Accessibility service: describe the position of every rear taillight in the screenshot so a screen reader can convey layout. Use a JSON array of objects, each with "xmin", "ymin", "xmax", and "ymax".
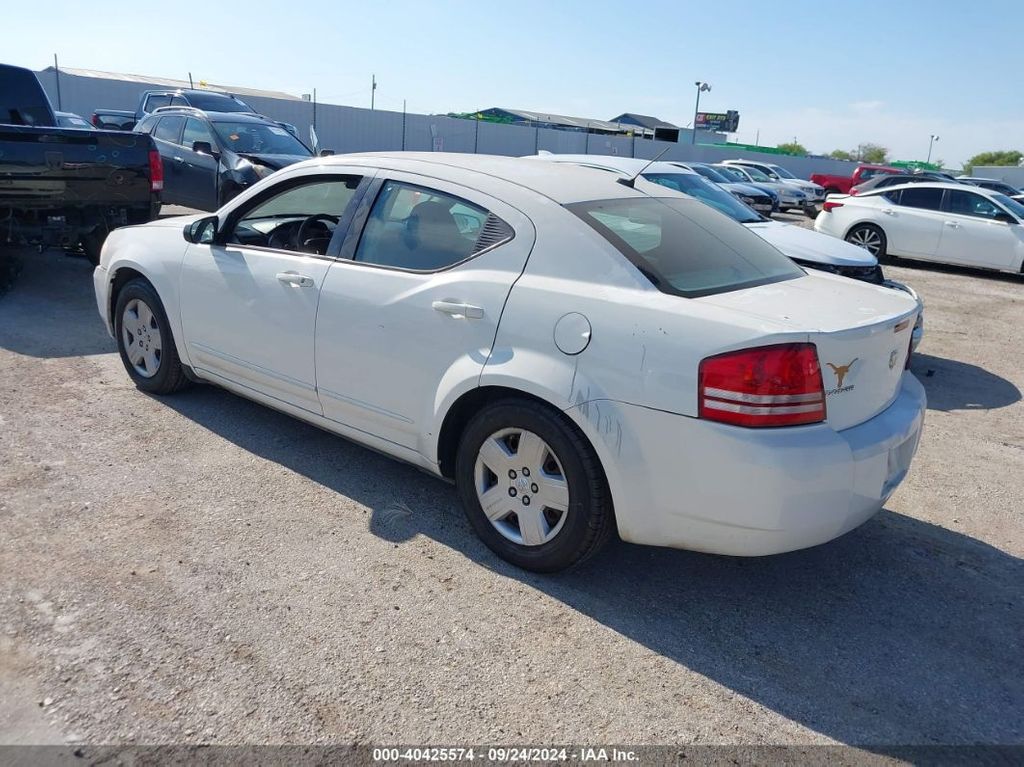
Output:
[
  {"xmin": 823, "ymin": 200, "xmax": 845, "ymax": 211},
  {"xmin": 148, "ymin": 149, "xmax": 164, "ymax": 192},
  {"xmin": 699, "ymin": 343, "xmax": 826, "ymax": 428}
]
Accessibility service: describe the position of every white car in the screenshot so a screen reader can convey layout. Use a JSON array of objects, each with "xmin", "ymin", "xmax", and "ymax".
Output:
[
  {"xmin": 815, "ymin": 182, "xmax": 1024, "ymax": 272},
  {"xmin": 529, "ymin": 154, "xmax": 924, "ymax": 350},
  {"xmin": 93, "ymin": 152, "xmax": 925, "ymax": 572},
  {"xmin": 716, "ymin": 163, "xmax": 810, "ymax": 213},
  {"xmin": 723, "ymin": 159, "xmax": 826, "ymax": 207}
]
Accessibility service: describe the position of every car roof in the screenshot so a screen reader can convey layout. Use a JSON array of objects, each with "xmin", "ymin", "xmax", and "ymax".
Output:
[
  {"xmin": 527, "ymin": 153, "xmax": 700, "ymax": 177},
  {"xmin": 317, "ymin": 152, "xmax": 654, "ymax": 205},
  {"xmin": 861, "ymin": 181, "xmax": 1004, "ymax": 196}
]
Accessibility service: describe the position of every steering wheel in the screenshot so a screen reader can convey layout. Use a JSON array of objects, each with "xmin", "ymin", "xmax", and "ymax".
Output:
[{"xmin": 295, "ymin": 214, "xmax": 339, "ymax": 254}]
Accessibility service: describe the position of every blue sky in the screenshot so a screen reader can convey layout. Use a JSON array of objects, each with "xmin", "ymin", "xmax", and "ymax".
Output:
[{"xmin": 5, "ymin": 0, "xmax": 1020, "ymax": 166}]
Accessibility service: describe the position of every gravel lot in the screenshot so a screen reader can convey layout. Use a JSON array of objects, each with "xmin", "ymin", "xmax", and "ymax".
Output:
[{"xmin": 1, "ymin": 212, "xmax": 1022, "ymax": 750}]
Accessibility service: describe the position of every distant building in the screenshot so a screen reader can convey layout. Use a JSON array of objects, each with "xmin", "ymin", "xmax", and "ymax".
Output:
[
  {"xmin": 474, "ymin": 107, "xmax": 670, "ymax": 139},
  {"xmin": 608, "ymin": 113, "xmax": 680, "ymax": 142}
]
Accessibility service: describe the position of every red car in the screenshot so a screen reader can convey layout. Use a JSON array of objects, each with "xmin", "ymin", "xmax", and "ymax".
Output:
[{"xmin": 810, "ymin": 164, "xmax": 902, "ymax": 195}]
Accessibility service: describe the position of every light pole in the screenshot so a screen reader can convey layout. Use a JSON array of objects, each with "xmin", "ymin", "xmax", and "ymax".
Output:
[
  {"xmin": 927, "ymin": 134, "xmax": 939, "ymax": 164},
  {"xmin": 691, "ymin": 81, "xmax": 711, "ymax": 145}
]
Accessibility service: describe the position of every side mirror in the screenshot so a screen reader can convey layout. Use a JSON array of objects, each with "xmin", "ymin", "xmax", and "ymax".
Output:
[
  {"xmin": 192, "ymin": 140, "xmax": 219, "ymax": 158},
  {"xmin": 319, "ymin": 148, "xmax": 335, "ymax": 157},
  {"xmin": 183, "ymin": 215, "xmax": 218, "ymax": 244}
]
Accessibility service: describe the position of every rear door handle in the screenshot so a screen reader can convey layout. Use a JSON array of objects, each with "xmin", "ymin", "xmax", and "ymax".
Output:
[
  {"xmin": 276, "ymin": 271, "xmax": 315, "ymax": 288},
  {"xmin": 882, "ymin": 208, "xmax": 896, "ymax": 216},
  {"xmin": 944, "ymin": 221, "xmax": 961, "ymax": 228},
  {"xmin": 173, "ymin": 156, "xmax": 184, "ymax": 163},
  {"xmin": 432, "ymin": 300, "xmax": 484, "ymax": 319}
]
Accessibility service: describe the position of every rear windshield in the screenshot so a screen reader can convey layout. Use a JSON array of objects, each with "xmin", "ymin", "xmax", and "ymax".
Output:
[{"xmin": 569, "ymin": 197, "xmax": 803, "ymax": 298}]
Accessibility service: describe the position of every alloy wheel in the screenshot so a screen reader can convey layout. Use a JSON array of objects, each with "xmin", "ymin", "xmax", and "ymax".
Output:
[{"xmin": 848, "ymin": 227, "xmax": 883, "ymax": 256}]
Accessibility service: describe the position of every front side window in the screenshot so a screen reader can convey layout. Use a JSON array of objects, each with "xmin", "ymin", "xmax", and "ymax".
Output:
[
  {"xmin": 354, "ymin": 181, "xmax": 512, "ymax": 271},
  {"xmin": 226, "ymin": 177, "xmax": 361, "ymax": 255},
  {"xmin": 182, "ymin": 118, "xmax": 216, "ymax": 150},
  {"xmin": 570, "ymin": 197, "xmax": 803, "ymax": 298},
  {"xmin": 948, "ymin": 191, "xmax": 1003, "ymax": 220},
  {"xmin": 897, "ymin": 187, "xmax": 943, "ymax": 211},
  {"xmin": 152, "ymin": 115, "xmax": 185, "ymax": 144}
]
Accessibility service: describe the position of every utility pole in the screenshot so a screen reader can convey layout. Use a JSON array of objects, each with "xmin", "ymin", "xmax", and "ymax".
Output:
[
  {"xmin": 691, "ymin": 81, "xmax": 711, "ymax": 145},
  {"xmin": 927, "ymin": 134, "xmax": 940, "ymax": 164},
  {"xmin": 188, "ymin": 72, "xmax": 194, "ymax": 89},
  {"xmin": 371, "ymin": 74, "xmax": 376, "ymax": 110}
]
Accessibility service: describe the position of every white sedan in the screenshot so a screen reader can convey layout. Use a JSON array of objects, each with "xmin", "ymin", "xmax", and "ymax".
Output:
[
  {"xmin": 816, "ymin": 182, "xmax": 1024, "ymax": 272},
  {"xmin": 94, "ymin": 153, "xmax": 925, "ymax": 572}
]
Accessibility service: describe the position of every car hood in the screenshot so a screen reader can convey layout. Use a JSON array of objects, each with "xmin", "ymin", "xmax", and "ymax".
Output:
[
  {"xmin": 237, "ymin": 153, "xmax": 311, "ymax": 170},
  {"xmin": 745, "ymin": 220, "xmax": 877, "ymax": 266},
  {"xmin": 780, "ymin": 179, "xmax": 820, "ymax": 191},
  {"xmin": 721, "ymin": 182, "xmax": 768, "ymax": 197}
]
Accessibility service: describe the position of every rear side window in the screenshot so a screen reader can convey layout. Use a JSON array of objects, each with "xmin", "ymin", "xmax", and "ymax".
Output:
[
  {"xmin": 144, "ymin": 94, "xmax": 173, "ymax": 113},
  {"xmin": 896, "ymin": 187, "xmax": 943, "ymax": 211},
  {"xmin": 153, "ymin": 115, "xmax": 185, "ymax": 144},
  {"xmin": 570, "ymin": 197, "xmax": 803, "ymax": 298},
  {"xmin": 354, "ymin": 181, "xmax": 513, "ymax": 271}
]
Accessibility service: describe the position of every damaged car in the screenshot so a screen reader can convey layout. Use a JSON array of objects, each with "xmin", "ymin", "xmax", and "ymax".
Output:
[{"xmin": 136, "ymin": 108, "xmax": 312, "ymax": 210}]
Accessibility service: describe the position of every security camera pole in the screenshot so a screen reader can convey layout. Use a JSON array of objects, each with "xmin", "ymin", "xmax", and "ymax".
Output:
[{"xmin": 692, "ymin": 81, "xmax": 711, "ymax": 145}]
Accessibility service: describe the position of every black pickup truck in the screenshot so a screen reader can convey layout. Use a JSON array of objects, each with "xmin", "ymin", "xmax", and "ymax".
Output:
[{"xmin": 1, "ymin": 63, "xmax": 161, "ymax": 263}]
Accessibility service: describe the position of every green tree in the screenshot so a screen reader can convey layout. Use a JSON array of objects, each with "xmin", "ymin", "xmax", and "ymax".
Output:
[
  {"xmin": 963, "ymin": 150, "xmax": 1022, "ymax": 175},
  {"xmin": 829, "ymin": 149, "xmax": 855, "ymax": 161},
  {"xmin": 857, "ymin": 143, "xmax": 889, "ymax": 164},
  {"xmin": 777, "ymin": 141, "xmax": 807, "ymax": 156}
]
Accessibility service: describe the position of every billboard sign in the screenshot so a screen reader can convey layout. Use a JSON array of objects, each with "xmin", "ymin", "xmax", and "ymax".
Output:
[{"xmin": 696, "ymin": 110, "xmax": 740, "ymax": 132}]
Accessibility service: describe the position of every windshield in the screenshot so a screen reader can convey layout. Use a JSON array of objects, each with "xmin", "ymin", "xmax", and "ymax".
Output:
[
  {"xmin": 715, "ymin": 166, "xmax": 748, "ymax": 182},
  {"xmin": 689, "ymin": 164, "xmax": 730, "ymax": 183},
  {"xmin": 188, "ymin": 93, "xmax": 253, "ymax": 113},
  {"xmin": 741, "ymin": 166, "xmax": 772, "ymax": 182},
  {"xmin": 569, "ymin": 197, "xmax": 802, "ymax": 298},
  {"xmin": 643, "ymin": 173, "xmax": 763, "ymax": 224},
  {"xmin": 212, "ymin": 121, "xmax": 312, "ymax": 156},
  {"xmin": 769, "ymin": 165, "xmax": 797, "ymax": 179},
  {"xmin": 992, "ymin": 194, "xmax": 1024, "ymax": 220}
]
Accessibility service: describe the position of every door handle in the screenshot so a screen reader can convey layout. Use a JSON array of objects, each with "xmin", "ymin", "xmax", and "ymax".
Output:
[
  {"xmin": 173, "ymin": 156, "xmax": 184, "ymax": 163},
  {"xmin": 276, "ymin": 271, "xmax": 315, "ymax": 288},
  {"xmin": 432, "ymin": 300, "xmax": 484, "ymax": 319},
  {"xmin": 944, "ymin": 221, "xmax": 961, "ymax": 229},
  {"xmin": 882, "ymin": 208, "xmax": 896, "ymax": 216}
]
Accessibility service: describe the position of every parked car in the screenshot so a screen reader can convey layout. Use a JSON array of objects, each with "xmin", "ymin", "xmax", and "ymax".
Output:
[
  {"xmin": 94, "ymin": 152, "xmax": 925, "ymax": 572},
  {"xmin": 715, "ymin": 164, "xmax": 809, "ymax": 213},
  {"xmin": 811, "ymin": 164, "xmax": 901, "ymax": 195},
  {"xmin": 722, "ymin": 159, "xmax": 825, "ymax": 213},
  {"xmin": 136, "ymin": 108, "xmax": 313, "ymax": 210},
  {"xmin": 957, "ymin": 176, "xmax": 1024, "ymax": 202},
  {"xmin": 851, "ymin": 173, "xmax": 947, "ymax": 195},
  {"xmin": 54, "ymin": 111, "xmax": 95, "ymax": 130},
  {"xmin": 0, "ymin": 63, "xmax": 161, "ymax": 263},
  {"xmin": 531, "ymin": 154, "xmax": 923, "ymax": 349},
  {"xmin": 671, "ymin": 162, "xmax": 776, "ymax": 214},
  {"xmin": 93, "ymin": 88, "xmax": 256, "ymax": 132},
  {"xmin": 815, "ymin": 182, "xmax": 1024, "ymax": 272}
]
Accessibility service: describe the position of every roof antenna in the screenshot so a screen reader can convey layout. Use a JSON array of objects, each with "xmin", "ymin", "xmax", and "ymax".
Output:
[{"xmin": 619, "ymin": 144, "xmax": 673, "ymax": 188}]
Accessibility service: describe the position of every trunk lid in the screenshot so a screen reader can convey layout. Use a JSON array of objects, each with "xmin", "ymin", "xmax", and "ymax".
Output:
[{"xmin": 698, "ymin": 271, "xmax": 919, "ymax": 431}]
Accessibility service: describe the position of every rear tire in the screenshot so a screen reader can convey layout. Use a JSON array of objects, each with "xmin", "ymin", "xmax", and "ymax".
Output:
[
  {"xmin": 114, "ymin": 279, "xmax": 191, "ymax": 395},
  {"xmin": 455, "ymin": 398, "xmax": 614, "ymax": 572},
  {"xmin": 80, "ymin": 229, "xmax": 106, "ymax": 266},
  {"xmin": 845, "ymin": 223, "xmax": 887, "ymax": 259}
]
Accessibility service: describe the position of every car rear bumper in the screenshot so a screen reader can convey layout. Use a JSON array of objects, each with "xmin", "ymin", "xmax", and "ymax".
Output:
[{"xmin": 574, "ymin": 373, "xmax": 926, "ymax": 556}]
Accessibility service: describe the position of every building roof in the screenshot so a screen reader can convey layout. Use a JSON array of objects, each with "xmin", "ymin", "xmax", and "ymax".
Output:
[
  {"xmin": 608, "ymin": 113, "xmax": 678, "ymax": 130},
  {"xmin": 39, "ymin": 66, "xmax": 303, "ymax": 102},
  {"xmin": 478, "ymin": 107, "xmax": 636, "ymax": 134}
]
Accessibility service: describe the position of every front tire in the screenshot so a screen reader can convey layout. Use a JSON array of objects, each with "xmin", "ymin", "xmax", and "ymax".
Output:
[
  {"xmin": 114, "ymin": 279, "xmax": 191, "ymax": 394},
  {"xmin": 455, "ymin": 399, "xmax": 614, "ymax": 572},
  {"xmin": 845, "ymin": 223, "xmax": 887, "ymax": 259}
]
